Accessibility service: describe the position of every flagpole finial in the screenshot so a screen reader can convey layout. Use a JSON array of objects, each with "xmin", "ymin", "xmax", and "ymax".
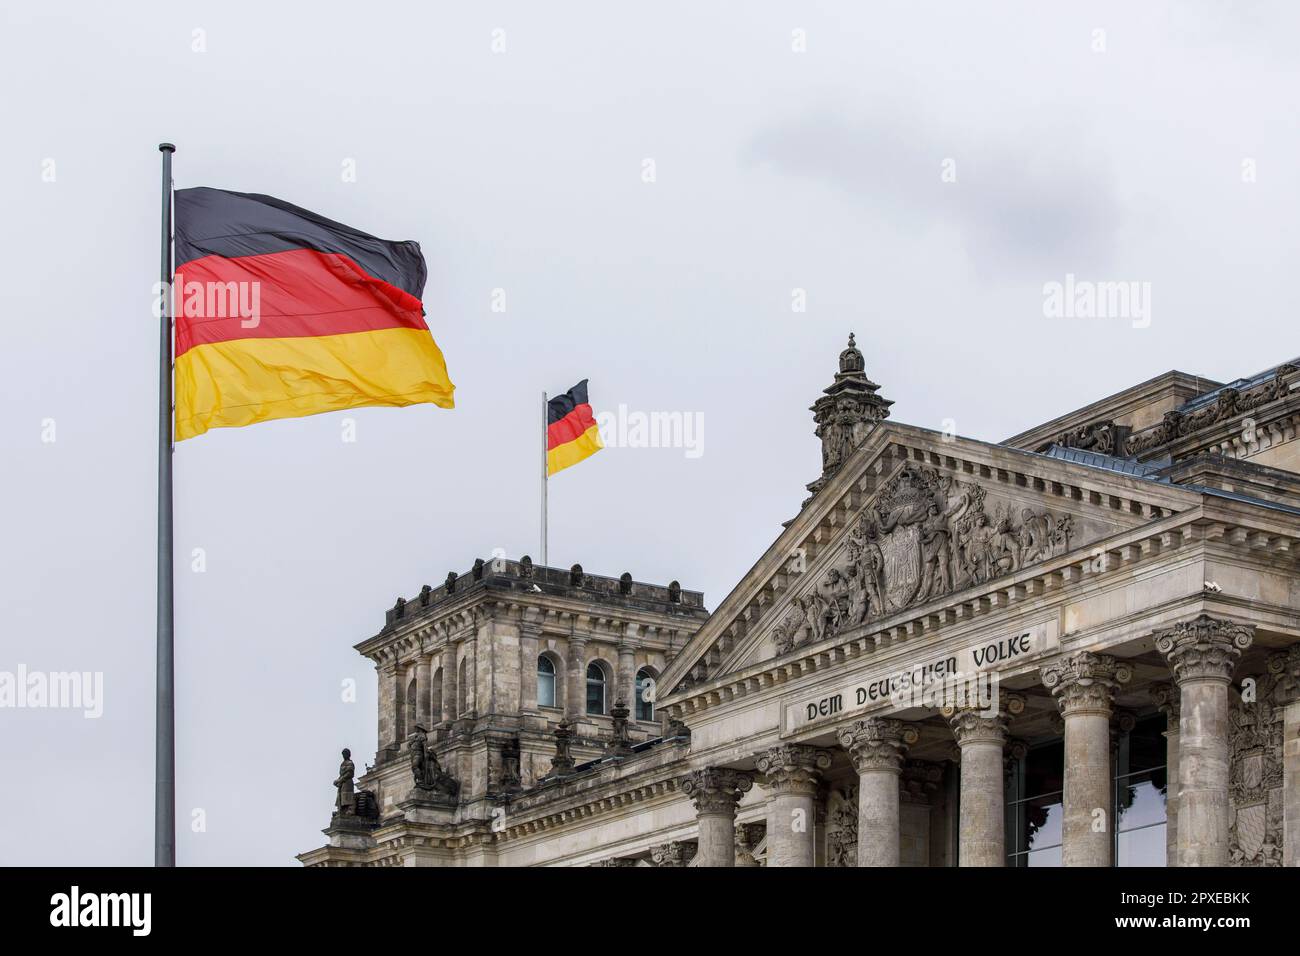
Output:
[{"xmin": 159, "ymin": 142, "xmax": 175, "ymax": 153}]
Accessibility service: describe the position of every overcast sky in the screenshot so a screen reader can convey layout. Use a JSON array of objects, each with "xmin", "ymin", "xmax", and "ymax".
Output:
[{"xmin": 3, "ymin": 1, "xmax": 1298, "ymax": 865}]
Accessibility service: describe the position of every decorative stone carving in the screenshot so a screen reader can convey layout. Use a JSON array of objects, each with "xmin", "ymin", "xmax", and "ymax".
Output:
[
  {"xmin": 619, "ymin": 572, "xmax": 633, "ymax": 595},
  {"xmin": 789, "ymin": 465, "xmax": 1072, "ymax": 646},
  {"xmin": 498, "ymin": 737, "xmax": 522, "ymax": 792},
  {"xmin": 808, "ymin": 334, "xmax": 893, "ymax": 497},
  {"xmin": 754, "ymin": 744, "xmax": 832, "ymax": 795},
  {"xmin": 1125, "ymin": 364, "xmax": 1298, "ymax": 456},
  {"xmin": 945, "ymin": 694, "xmax": 1025, "ymax": 746},
  {"xmin": 409, "ymin": 725, "xmax": 460, "ymax": 799},
  {"xmin": 681, "ymin": 767, "xmax": 754, "ymax": 815},
  {"xmin": 1047, "ymin": 420, "xmax": 1118, "ymax": 456},
  {"xmin": 837, "ymin": 718, "xmax": 919, "ymax": 772},
  {"xmin": 333, "ymin": 748, "xmax": 356, "ymax": 815},
  {"xmin": 607, "ymin": 698, "xmax": 634, "ymax": 757},
  {"xmin": 648, "ymin": 842, "xmax": 695, "ymax": 867},
  {"xmin": 1226, "ymin": 661, "xmax": 1287, "ymax": 866},
  {"xmin": 1155, "ymin": 615, "xmax": 1254, "ymax": 684},
  {"xmin": 668, "ymin": 580, "xmax": 682, "ymax": 603},
  {"xmin": 548, "ymin": 719, "xmax": 575, "ymax": 775},
  {"xmin": 826, "ymin": 784, "xmax": 858, "ymax": 867},
  {"xmin": 591, "ymin": 858, "xmax": 638, "ymax": 867},
  {"xmin": 1040, "ymin": 651, "xmax": 1131, "ymax": 716},
  {"xmin": 569, "ymin": 564, "xmax": 584, "ymax": 586},
  {"xmin": 735, "ymin": 823, "xmax": 766, "ymax": 866},
  {"xmin": 900, "ymin": 760, "xmax": 944, "ymax": 803},
  {"xmin": 1150, "ymin": 682, "xmax": 1181, "ymax": 734}
]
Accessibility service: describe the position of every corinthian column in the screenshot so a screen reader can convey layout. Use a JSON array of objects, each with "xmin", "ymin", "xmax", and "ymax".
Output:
[
  {"xmin": 836, "ymin": 719, "xmax": 919, "ymax": 866},
  {"xmin": 947, "ymin": 695, "xmax": 1024, "ymax": 867},
  {"xmin": 754, "ymin": 745, "xmax": 832, "ymax": 867},
  {"xmin": 1155, "ymin": 615, "xmax": 1253, "ymax": 867},
  {"xmin": 1041, "ymin": 651, "xmax": 1131, "ymax": 867},
  {"xmin": 681, "ymin": 768, "xmax": 753, "ymax": 867}
]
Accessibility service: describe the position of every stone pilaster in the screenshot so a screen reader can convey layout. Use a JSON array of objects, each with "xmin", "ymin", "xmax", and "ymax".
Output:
[
  {"xmin": 378, "ymin": 663, "xmax": 402, "ymax": 752},
  {"xmin": 947, "ymin": 694, "xmax": 1024, "ymax": 867},
  {"xmin": 440, "ymin": 649, "xmax": 456, "ymax": 724},
  {"xmin": 1150, "ymin": 682, "xmax": 1181, "ymax": 867},
  {"xmin": 519, "ymin": 621, "xmax": 541, "ymax": 713},
  {"xmin": 754, "ymin": 744, "xmax": 832, "ymax": 867},
  {"xmin": 1271, "ymin": 646, "xmax": 1300, "ymax": 867},
  {"xmin": 1041, "ymin": 651, "xmax": 1131, "ymax": 867},
  {"xmin": 617, "ymin": 636, "xmax": 637, "ymax": 714},
  {"xmin": 735, "ymin": 823, "xmax": 765, "ymax": 867},
  {"xmin": 413, "ymin": 656, "xmax": 431, "ymax": 730},
  {"xmin": 566, "ymin": 636, "xmax": 587, "ymax": 722},
  {"xmin": 681, "ymin": 768, "xmax": 753, "ymax": 866},
  {"xmin": 1155, "ymin": 615, "xmax": 1254, "ymax": 866},
  {"xmin": 836, "ymin": 718, "xmax": 918, "ymax": 866}
]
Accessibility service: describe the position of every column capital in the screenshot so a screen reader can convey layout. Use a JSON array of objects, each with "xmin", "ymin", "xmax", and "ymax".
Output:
[
  {"xmin": 946, "ymin": 694, "xmax": 1024, "ymax": 747},
  {"xmin": 649, "ymin": 842, "xmax": 695, "ymax": 867},
  {"xmin": 1150, "ymin": 682, "xmax": 1181, "ymax": 733},
  {"xmin": 1155, "ymin": 615, "xmax": 1253, "ymax": 684},
  {"xmin": 681, "ymin": 767, "xmax": 753, "ymax": 815},
  {"xmin": 837, "ymin": 717, "xmax": 919, "ymax": 774},
  {"xmin": 1267, "ymin": 645, "xmax": 1300, "ymax": 703},
  {"xmin": 1041, "ymin": 651, "xmax": 1131, "ymax": 717},
  {"xmin": 900, "ymin": 759, "xmax": 944, "ymax": 804},
  {"xmin": 754, "ymin": 744, "xmax": 832, "ymax": 794}
]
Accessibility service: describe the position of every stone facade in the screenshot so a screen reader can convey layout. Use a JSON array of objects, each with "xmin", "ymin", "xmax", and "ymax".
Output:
[{"xmin": 300, "ymin": 342, "xmax": 1300, "ymax": 867}]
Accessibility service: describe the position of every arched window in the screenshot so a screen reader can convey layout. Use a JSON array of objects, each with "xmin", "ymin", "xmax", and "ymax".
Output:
[
  {"xmin": 537, "ymin": 656, "xmax": 557, "ymax": 708},
  {"xmin": 431, "ymin": 668, "xmax": 443, "ymax": 720},
  {"xmin": 635, "ymin": 667, "xmax": 656, "ymax": 722},
  {"xmin": 586, "ymin": 662, "xmax": 607, "ymax": 715}
]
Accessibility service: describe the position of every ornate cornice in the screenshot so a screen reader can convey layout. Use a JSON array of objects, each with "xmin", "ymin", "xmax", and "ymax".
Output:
[
  {"xmin": 681, "ymin": 767, "xmax": 754, "ymax": 815},
  {"xmin": 946, "ymin": 694, "xmax": 1025, "ymax": 747},
  {"xmin": 837, "ymin": 718, "xmax": 919, "ymax": 773},
  {"xmin": 1154, "ymin": 615, "xmax": 1254, "ymax": 684},
  {"xmin": 754, "ymin": 744, "xmax": 833, "ymax": 795},
  {"xmin": 1040, "ymin": 651, "xmax": 1131, "ymax": 717}
]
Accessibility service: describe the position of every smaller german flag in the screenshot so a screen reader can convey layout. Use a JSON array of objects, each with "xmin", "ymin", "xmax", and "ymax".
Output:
[{"xmin": 547, "ymin": 380, "xmax": 603, "ymax": 476}]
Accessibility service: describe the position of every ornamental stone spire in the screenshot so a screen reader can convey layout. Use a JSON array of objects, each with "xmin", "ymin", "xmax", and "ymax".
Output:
[{"xmin": 808, "ymin": 332, "xmax": 892, "ymax": 497}]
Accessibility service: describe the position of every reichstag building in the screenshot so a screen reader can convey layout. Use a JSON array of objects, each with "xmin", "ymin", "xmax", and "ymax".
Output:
[{"xmin": 299, "ymin": 338, "xmax": 1300, "ymax": 867}]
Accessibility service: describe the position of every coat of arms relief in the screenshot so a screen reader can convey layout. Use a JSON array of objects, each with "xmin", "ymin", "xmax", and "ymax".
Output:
[
  {"xmin": 773, "ymin": 465, "xmax": 1074, "ymax": 655},
  {"xmin": 1226, "ymin": 664, "xmax": 1287, "ymax": 867}
]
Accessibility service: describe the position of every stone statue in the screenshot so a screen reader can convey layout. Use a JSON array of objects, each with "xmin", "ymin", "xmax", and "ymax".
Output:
[
  {"xmin": 334, "ymin": 748, "xmax": 356, "ymax": 815},
  {"xmin": 409, "ymin": 724, "xmax": 460, "ymax": 799}
]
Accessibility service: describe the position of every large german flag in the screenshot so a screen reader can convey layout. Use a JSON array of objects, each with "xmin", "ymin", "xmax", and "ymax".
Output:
[
  {"xmin": 172, "ymin": 187, "xmax": 454, "ymax": 440},
  {"xmin": 547, "ymin": 380, "xmax": 603, "ymax": 476}
]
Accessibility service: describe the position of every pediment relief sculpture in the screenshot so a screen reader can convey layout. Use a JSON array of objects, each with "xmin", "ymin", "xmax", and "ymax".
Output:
[{"xmin": 775, "ymin": 465, "xmax": 1074, "ymax": 654}]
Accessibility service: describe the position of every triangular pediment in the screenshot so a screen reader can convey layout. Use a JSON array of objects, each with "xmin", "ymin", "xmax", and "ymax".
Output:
[{"xmin": 659, "ymin": 421, "xmax": 1202, "ymax": 699}]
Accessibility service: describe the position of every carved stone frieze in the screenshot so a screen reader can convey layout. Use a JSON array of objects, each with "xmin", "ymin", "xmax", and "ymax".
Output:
[
  {"xmin": 1040, "ymin": 651, "xmax": 1131, "ymax": 717},
  {"xmin": 1047, "ymin": 420, "xmax": 1118, "ymax": 456},
  {"xmin": 1154, "ymin": 615, "xmax": 1254, "ymax": 684},
  {"xmin": 1125, "ymin": 364, "xmax": 1298, "ymax": 456},
  {"xmin": 784, "ymin": 465, "xmax": 1073, "ymax": 650}
]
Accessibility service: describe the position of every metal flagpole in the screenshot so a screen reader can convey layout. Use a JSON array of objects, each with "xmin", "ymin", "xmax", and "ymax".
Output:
[
  {"xmin": 541, "ymin": 390, "xmax": 548, "ymax": 568},
  {"xmin": 156, "ymin": 142, "xmax": 176, "ymax": 867}
]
